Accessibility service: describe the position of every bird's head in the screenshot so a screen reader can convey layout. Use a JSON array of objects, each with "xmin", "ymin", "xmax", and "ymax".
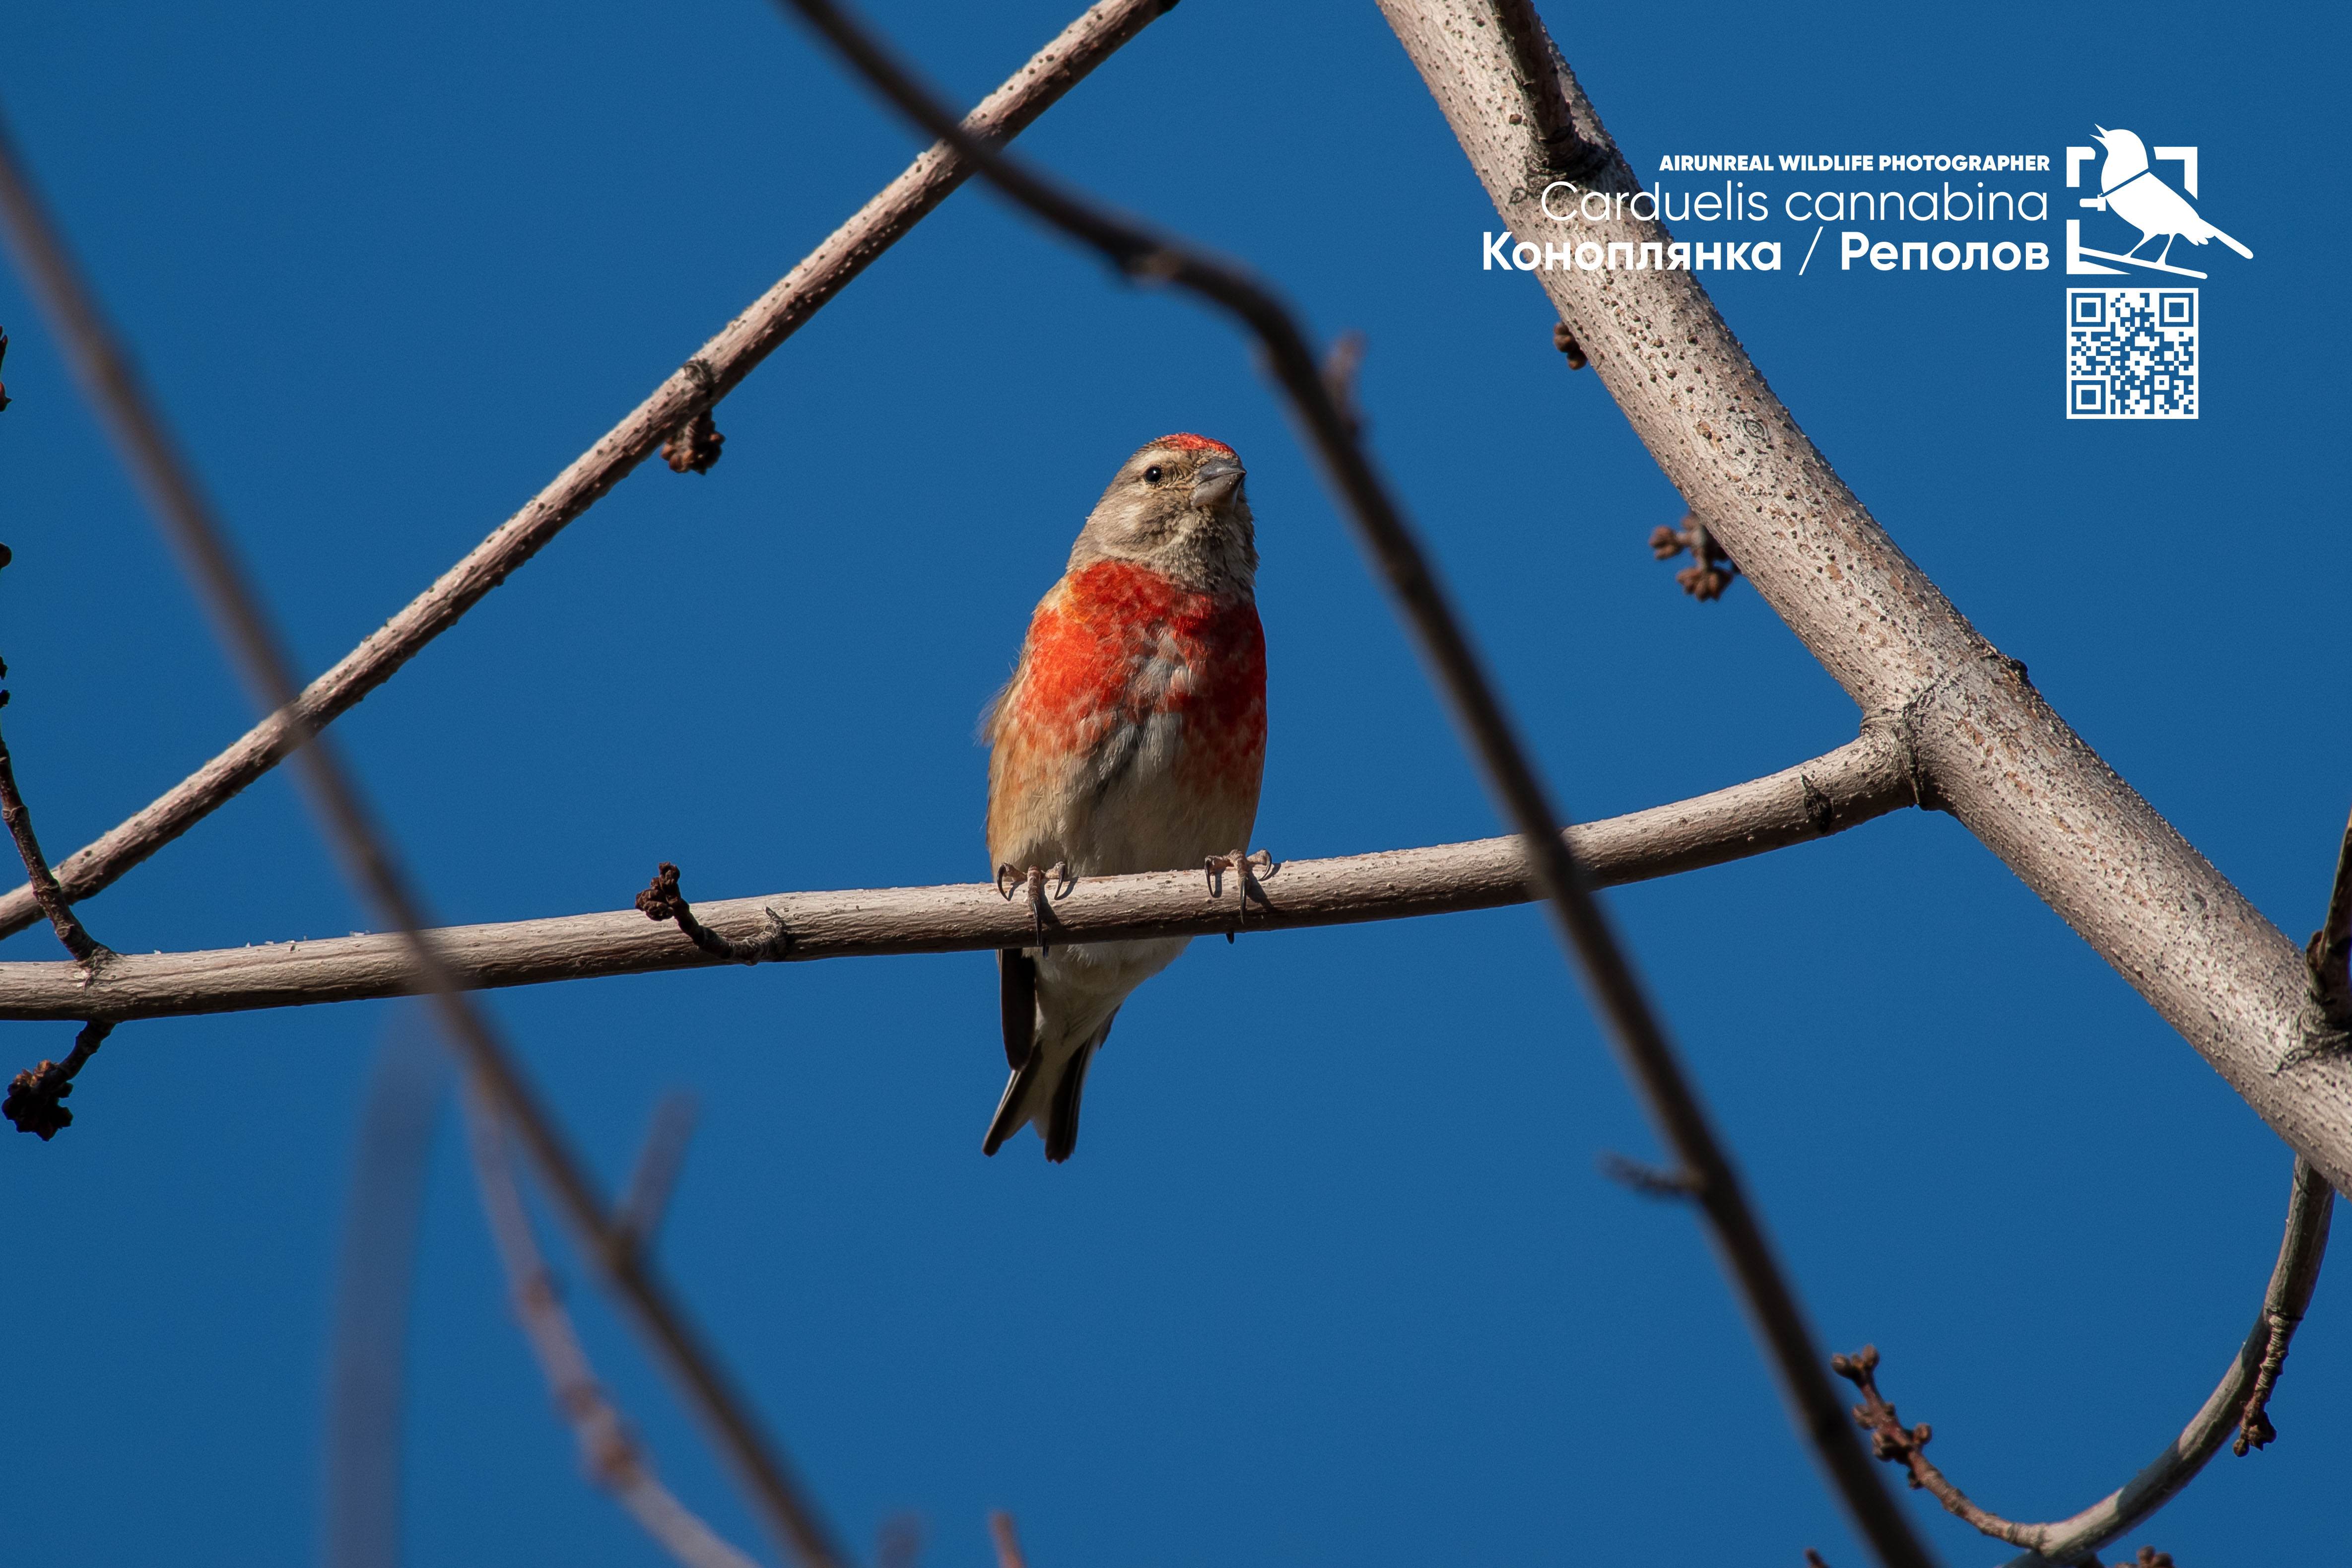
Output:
[
  {"xmin": 1070, "ymin": 433, "xmax": 1257, "ymax": 594},
  {"xmin": 2092, "ymin": 127, "xmax": 2150, "ymax": 180}
]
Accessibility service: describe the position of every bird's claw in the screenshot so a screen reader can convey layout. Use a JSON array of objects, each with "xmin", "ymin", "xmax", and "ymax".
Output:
[
  {"xmin": 1203, "ymin": 849, "xmax": 1278, "ymax": 941},
  {"xmin": 995, "ymin": 862, "xmax": 1071, "ymax": 952}
]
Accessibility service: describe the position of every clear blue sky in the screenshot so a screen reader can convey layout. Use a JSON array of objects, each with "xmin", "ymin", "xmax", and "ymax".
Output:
[{"xmin": 1, "ymin": 2, "xmax": 2344, "ymax": 1565}]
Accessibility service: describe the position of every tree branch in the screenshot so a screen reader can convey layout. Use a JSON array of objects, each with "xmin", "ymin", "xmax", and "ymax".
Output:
[
  {"xmin": 1375, "ymin": 0, "xmax": 2352, "ymax": 1198},
  {"xmin": 1825, "ymin": 1158, "xmax": 2332, "ymax": 1567},
  {"xmin": 0, "ymin": 554, "xmax": 111, "ymax": 965},
  {"xmin": 461, "ymin": 1081, "xmax": 766, "ymax": 1568},
  {"xmin": 0, "ymin": 0, "xmax": 1177, "ymax": 943},
  {"xmin": 765, "ymin": 6, "xmax": 1935, "ymax": 1565},
  {"xmin": 0, "ymin": 733, "xmax": 1910, "ymax": 1022}
]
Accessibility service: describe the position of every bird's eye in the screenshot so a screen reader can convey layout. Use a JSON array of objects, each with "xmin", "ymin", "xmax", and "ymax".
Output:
[{"xmin": 1142, "ymin": 465, "xmax": 1164, "ymax": 484}]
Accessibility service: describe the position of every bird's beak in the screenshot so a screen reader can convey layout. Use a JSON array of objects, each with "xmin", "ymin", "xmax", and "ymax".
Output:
[{"xmin": 1191, "ymin": 458, "xmax": 1244, "ymax": 510}]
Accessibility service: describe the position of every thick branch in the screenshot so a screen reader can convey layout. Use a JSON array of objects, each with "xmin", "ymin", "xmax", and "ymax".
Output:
[
  {"xmin": 0, "ymin": 0, "xmax": 1175, "ymax": 943},
  {"xmin": 0, "ymin": 735, "xmax": 1909, "ymax": 1022},
  {"xmin": 1375, "ymin": 0, "xmax": 2352, "ymax": 1195}
]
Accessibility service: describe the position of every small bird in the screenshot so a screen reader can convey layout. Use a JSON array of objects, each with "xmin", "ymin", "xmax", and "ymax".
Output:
[
  {"xmin": 2085, "ymin": 126, "xmax": 2252, "ymax": 267},
  {"xmin": 981, "ymin": 434, "xmax": 1267, "ymax": 1161}
]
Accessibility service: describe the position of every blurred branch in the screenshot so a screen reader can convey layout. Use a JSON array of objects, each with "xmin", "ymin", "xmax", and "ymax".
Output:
[
  {"xmin": 987, "ymin": 1512, "xmax": 1027, "ymax": 1568},
  {"xmin": 324, "ymin": 1026, "xmax": 447, "ymax": 1568},
  {"xmin": 0, "ymin": 0, "xmax": 1178, "ymax": 943},
  {"xmin": 462, "ymin": 1081, "xmax": 766, "ymax": 1568},
  {"xmin": 0, "ymin": 91, "xmax": 844, "ymax": 1568},
  {"xmin": 0, "ymin": 733, "xmax": 1914, "ymax": 1022},
  {"xmin": 1828, "ymin": 1159, "xmax": 2332, "ymax": 1568},
  {"xmin": 765, "ymin": 3, "xmax": 1933, "ymax": 1564},
  {"xmin": 615, "ymin": 1091, "xmax": 700, "ymax": 1259}
]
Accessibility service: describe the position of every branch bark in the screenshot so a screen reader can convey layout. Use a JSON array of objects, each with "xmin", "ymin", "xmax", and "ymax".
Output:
[
  {"xmin": 0, "ymin": 733, "xmax": 1909, "ymax": 1022},
  {"xmin": 1375, "ymin": 0, "xmax": 2352, "ymax": 1193},
  {"xmin": 0, "ymin": 0, "xmax": 1176, "ymax": 943}
]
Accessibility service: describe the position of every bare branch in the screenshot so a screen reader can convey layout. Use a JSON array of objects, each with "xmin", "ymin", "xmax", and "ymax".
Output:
[
  {"xmin": 1824, "ymin": 1159, "xmax": 2331, "ymax": 1567},
  {"xmin": 0, "ymin": 91, "xmax": 845, "ymax": 1568},
  {"xmin": 462, "ymin": 1082, "xmax": 765, "ymax": 1568},
  {"xmin": 765, "ymin": 5, "xmax": 1934, "ymax": 1565},
  {"xmin": 0, "ymin": 0, "xmax": 1178, "ymax": 943},
  {"xmin": 1376, "ymin": 0, "xmax": 2352, "ymax": 1211},
  {"xmin": 0, "ymin": 596, "xmax": 111, "ymax": 963},
  {"xmin": 0, "ymin": 734, "xmax": 1912, "ymax": 1023}
]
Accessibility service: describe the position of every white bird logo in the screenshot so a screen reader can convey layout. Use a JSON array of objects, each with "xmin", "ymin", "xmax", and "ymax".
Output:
[{"xmin": 2081, "ymin": 127, "xmax": 2252, "ymax": 268}]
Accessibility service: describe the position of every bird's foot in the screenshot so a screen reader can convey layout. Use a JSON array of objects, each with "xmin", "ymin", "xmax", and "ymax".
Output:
[
  {"xmin": 995, "ymin": 862, "xmax": 1073, "ymax": 953},
  {"xmin": 1203, "ymin": 848, "xmax": 1278, "ymax": 942}
]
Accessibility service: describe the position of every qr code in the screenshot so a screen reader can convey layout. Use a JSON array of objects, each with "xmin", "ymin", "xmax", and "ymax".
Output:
[{"xmin": 2066, "ymin": 289, "xmax": 2197, "ymax": 418}]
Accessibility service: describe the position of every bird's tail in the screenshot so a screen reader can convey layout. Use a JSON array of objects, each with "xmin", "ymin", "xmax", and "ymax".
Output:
[
  {"xmin": 983, "ymin": 951, "xmax": 1119, "ymax": 1162},
  {"xmin": 2207, "ymin": 223, "xmax": 2253, "ymax": 259}
]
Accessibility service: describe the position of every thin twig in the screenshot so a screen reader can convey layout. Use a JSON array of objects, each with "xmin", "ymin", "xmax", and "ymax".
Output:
[
  {"xmin": 324, "ymin": 1025, "xmax": 447, "ymax": 1568},
  {"xmin": 1824, "ymin": 1157, "xmax": 2332, "ymax": 1567},
  {"xmin": 0, "ymin": 96, "xmax": 845, "ymax": 1568},
  {"xmin": 2, "ymin": 1017, "xmax": 110, "ymax": 1138},
  {"xmin": 0, "ymin": 715, "xmax": 115, "ymax": 967},
  {"xmin": 0, "ymin": 735, "xmax": 1916, "ymax": 1023},
  {"xmin": 1488, "ymin": 0, "xmax": 1594, "ymax": 176},
  {"xmin": 0, "ymin": 0, "xmax": 1178, "ymax": 944},
  {"xmin": 0, "ymin": 594, "xmax": 111, "ymax": 963},
  {"xmin": 1597, "ymin": 1150, "xmax": 1701, "ymax": 1199},
  {"xmin": 767, "ymin": 5, "xmax": 1934, "ymax": 1565},
  {"xmin": 639, "ymin": 863, "xmax": 794, "ymax": 963},
  {"xmin": 461, "ymin": 1081, "xmax": 765, "ymax": 1568}
]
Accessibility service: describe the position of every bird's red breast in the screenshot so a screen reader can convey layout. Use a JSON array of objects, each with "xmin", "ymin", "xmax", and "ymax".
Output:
[{"xmin": 989, "ymin": 558, "xmax": 1265, "ymax": 856}]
